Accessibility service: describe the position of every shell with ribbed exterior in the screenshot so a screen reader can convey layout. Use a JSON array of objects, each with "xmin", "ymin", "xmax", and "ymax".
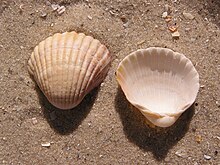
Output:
[
  {"xmin": 116, "ymin": 47, "xmax": 199, "ymax": 127},
  {"xmin": 28, "ymin": 31, "xmax": 111, "ymax": 109}
]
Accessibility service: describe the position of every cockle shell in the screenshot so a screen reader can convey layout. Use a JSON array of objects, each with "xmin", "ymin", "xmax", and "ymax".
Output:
[
  {"xmin": 116, "ymin": 47, "xmax": 199, "ymax": 127},
  {"xmin": 28, "ymin": 31, "xmax": 111, "ymax": 109}
]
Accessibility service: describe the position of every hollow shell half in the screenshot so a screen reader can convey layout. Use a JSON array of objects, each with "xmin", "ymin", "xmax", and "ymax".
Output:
[
  {"xmin": 116, "ymin": 47, "xmax": 199, "ymax": 127},
  {"xmin": 28, "ymin": 31, "xmax": 111, "ymax": 109}
]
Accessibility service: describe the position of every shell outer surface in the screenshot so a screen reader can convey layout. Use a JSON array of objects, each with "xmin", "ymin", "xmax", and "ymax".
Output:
[
  {"xmin": 28, "ymin": 31, "xmax": 111, "ymax": 109},
  {"xmin": 116, "ymin": 47, "xmax": 199, "ymax": 127}
]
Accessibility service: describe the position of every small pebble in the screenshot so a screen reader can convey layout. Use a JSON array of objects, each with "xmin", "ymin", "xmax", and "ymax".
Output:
[
  {"xmin": 195, "ymin": 135, "xmax": 202, "ymax": 143},
  {"xmin": 87, "ymin": 15, "xmax": 92, "ymax": 20},
  {"xmin": 51, "ymin": 4, "xmax": 60, "ymax": 11},
  {"xmin": 204, "ymin": 154, "xmax": 211, "ymax": 160},
  {"xmin": 168, "ymin": 25, "xmax": 178, "ymax": 32},
  {"xmin": 123, "ymin": 22, "xmax": 129, "ymax": 28},
  {"xmin": 185, "ymin": 28, "xmax": 191, "ymax": 32},
  {"xmin": 216, "ymin": 101, "xmax": 220, "ymax": 107},
  {"xmin": 31, "ymin": 117, "xmax": 38, "ymax": 125},
  {"xmin": 172, "ymin": 31, "xmax": 180, "ymax": 39},
  {"xmin": 109, "ymin": 10, "xmax": 115, "ymax": 16},
  {"xmin": 183, "ymin": 11, "xmax": 194, "ymax": 20},
  {"xmin": 200, "ymin": 85, "xmax": 205, "ymax": 88},
  {"xmin": 120, "ymin": 15, "xmax": 127, "ymax": 23},
  {"xmin": 215, "ymin": 136, "xmax": 220, "ymax": 140},
  {"xmin": 195, "ymin": 102, "xmax": 198, "ymax": 106},
  {"xmin": 57, "ymin": 6, "xmax": 66, "ymax": 15},
  {"xmin": 19, "ymin": 4, "xmax": 24, "ymax": 13},
  {"xmin": 40, "ymin": 11, "xmax": 47, "ymax": 18},
  {"xmin": 162, "ymin": 12, "xmax": 168, "ymax": 18},
  {"xmin": 137, "ymin": 40, "xmax": 145, "ymax": 45},
  {"xmin": 98, "ymin": 127, "xmax": 102, "ymax": 133},
  {"xmin": 165, "ymin": 17, "xmax": 172, "ymax": 22},
  {"xmin": 175, "ymin": 149, "xmax": 187, "ymax": 158}
]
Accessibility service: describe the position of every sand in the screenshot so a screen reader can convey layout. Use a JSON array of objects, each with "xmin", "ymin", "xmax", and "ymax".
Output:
[{"xmin": 0, "ymin": 0, "xmax": 219, "ymax": 164}]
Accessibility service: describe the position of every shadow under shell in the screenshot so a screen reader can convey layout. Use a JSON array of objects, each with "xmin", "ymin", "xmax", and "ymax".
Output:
[
  {"xmin": 35, "ymin": 84, "xmax": 100, "ymax": 135},
  {"xmin": 114, "ymin": 87, "xmax": 195, "ymax": 160}
]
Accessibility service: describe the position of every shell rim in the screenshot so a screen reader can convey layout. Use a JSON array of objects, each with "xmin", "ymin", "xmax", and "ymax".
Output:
[{"xmin": 116, "ymin": 47, "xmax": 200, "ymax": 117}]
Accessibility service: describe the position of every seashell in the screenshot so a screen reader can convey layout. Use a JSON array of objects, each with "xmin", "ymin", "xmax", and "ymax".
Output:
[
  {"xmin": 116, "ymin": 47, "xmax": 199, "ymax": 127},
  {"xmin": 28, "ymin": 31, "xmax": 111, "ymax": 109}
]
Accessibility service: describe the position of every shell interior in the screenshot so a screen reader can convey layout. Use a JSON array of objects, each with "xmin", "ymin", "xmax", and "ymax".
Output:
[{"xmin": 116, "ymin": 47, "xmax": 199, "ymax": 127}]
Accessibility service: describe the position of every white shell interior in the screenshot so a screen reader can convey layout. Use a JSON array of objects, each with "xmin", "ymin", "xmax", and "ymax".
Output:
[{"xmin": 116, "ymin": 47, "xmax": 199, "ymax": 127}]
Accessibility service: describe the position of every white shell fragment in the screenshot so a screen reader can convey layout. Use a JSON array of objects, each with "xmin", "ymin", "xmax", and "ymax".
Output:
[
  {"xmin": 51, "ymin": 4, "xmax": 60, "ymax": 11},
  {"xmin": 183, "ymin": 11, "xmax": 194, "ymax": 20},
  {"xmin": 57, "ymin": 6, "xmax": 66, "ymax": 15},
  {"xmin": 162, "ymin": 12, "xmax": 168, "ymax": 18},
  {"xmin": 116, "ymin": 47, "xmax": 199, "ymax": 127},
  {"xmin": 41, "ymin": 142, "xmax": 51, "ymax": 147},
  {"xmin": 172, "ymin": 31, "xmax": 180, "ymax": 39},
  {"xmin": 51, "ymin": 4, "xmax": 66, "ymax": 15},
  {"xmin": 204, "ymin": 154, "xmax": 211, "ymax": 160},
  {"xmin": 28, "ymin": 31, "xmax": 111, "ymax": 109}
]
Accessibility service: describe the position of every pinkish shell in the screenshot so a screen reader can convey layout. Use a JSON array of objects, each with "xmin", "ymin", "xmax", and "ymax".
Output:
[{"xmin": 28, "ymin": 31, "xmax": 111, "ymax": 109}]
